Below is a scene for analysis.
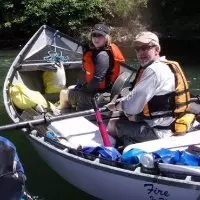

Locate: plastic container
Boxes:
[46,131,59,142]
[140,153,156,169]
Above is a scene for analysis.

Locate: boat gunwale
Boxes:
[28,133,200,191]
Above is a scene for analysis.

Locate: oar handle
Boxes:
[0,107,108,132]
[0,118,45,132]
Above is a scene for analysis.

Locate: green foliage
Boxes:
[19,0,109,33]
[2,0,200,41]
[0,0,148,39]
[114,0,147,18]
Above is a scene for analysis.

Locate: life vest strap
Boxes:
[176,88,189,95]
[153,124,172,130]
[144,112,174,119]
[175,102,190,110]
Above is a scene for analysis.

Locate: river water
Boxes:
[0,47,200,200]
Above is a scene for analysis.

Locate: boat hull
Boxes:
[29,135,200,200]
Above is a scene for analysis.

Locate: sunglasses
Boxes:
[135,45,155,52]
[92,33,104,38]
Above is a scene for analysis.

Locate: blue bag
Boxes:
[121,148,147,165]
[153,148,200,166]
[178,151,200,166]
[82,146,121,161]
[153,148,181,164]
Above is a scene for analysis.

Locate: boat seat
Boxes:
[20,108,47,136]
[110,71,132,101]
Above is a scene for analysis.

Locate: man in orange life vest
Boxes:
[107,31,194,146]
[57,23,125,111]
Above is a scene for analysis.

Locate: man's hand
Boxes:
[105,102,117,112]
[106,99,121,112]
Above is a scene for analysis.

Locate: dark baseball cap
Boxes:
[92,23,110,36]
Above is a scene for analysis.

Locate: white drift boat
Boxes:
[3,25,200,200]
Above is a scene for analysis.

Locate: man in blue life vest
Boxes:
[106,31,194,146]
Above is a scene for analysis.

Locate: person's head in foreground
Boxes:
[134,31,161,67]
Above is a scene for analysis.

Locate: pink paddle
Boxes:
[91,96,112,147]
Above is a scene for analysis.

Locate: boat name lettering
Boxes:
[144,184,170,200]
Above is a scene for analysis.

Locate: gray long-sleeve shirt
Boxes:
[83,50,110,93]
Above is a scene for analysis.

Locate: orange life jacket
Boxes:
[83,43,125,90]
[133,59,194,133]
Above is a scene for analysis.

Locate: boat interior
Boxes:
[5,25,200,185]
[10,60,134,139]
[10,62,200,183]
[18,63,82,102]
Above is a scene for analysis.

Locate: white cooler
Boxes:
[48,116,116,148]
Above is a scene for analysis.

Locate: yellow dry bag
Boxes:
[174,113,195,134]
[9,83,56,111]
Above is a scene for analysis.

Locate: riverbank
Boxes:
[0,25,136,50]
[1,31,200,51]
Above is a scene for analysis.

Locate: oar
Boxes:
[91,96,112,147]
[123,129,200,154]
[0,107,107,132]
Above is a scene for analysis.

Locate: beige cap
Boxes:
[134,31,159,46]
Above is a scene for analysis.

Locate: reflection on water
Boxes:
[0,48,200,199]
